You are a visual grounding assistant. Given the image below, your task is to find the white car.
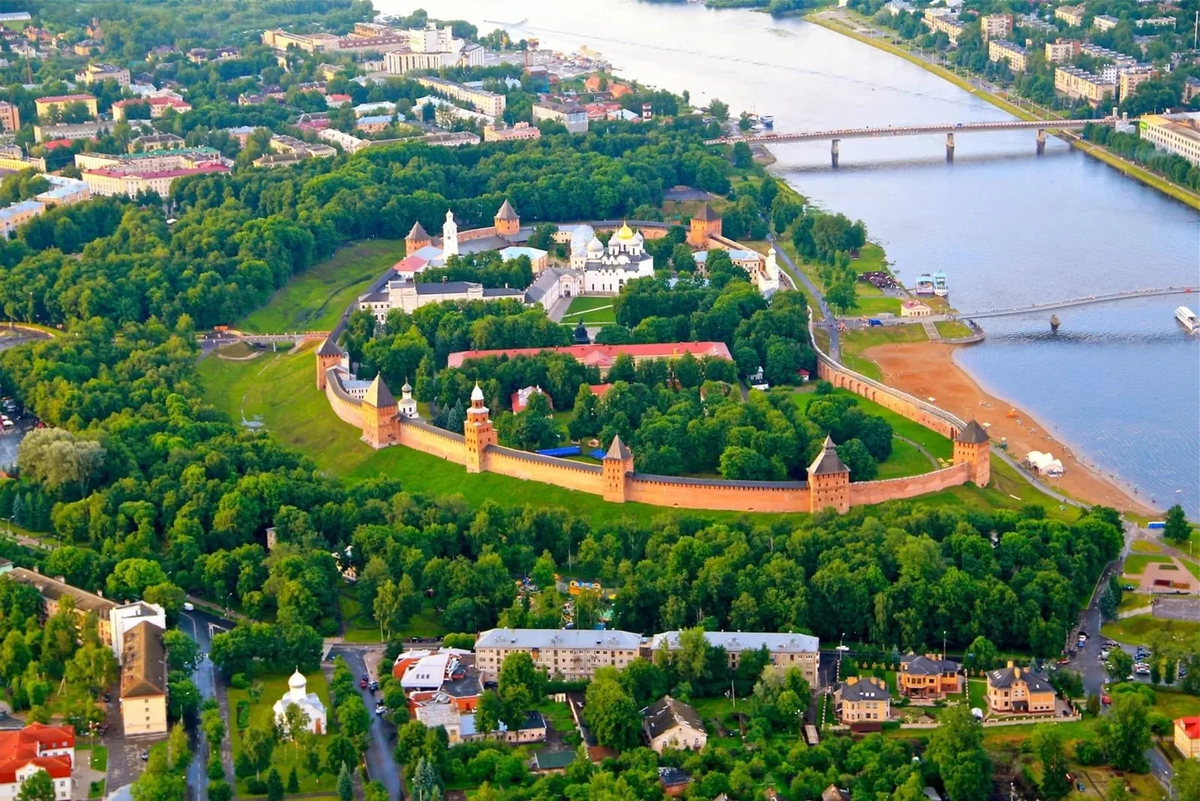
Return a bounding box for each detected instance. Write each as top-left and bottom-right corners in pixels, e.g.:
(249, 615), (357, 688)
(182, 602), (194, 611)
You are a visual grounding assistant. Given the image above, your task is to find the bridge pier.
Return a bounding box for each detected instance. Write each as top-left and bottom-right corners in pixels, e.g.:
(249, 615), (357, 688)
(1036, 128), (1046, 155)
(945, 132), (954, 162)
(831, 139), (839, 168)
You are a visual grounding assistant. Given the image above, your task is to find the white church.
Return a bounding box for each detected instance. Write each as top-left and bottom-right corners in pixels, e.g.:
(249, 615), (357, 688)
(274, 669), (327, 735)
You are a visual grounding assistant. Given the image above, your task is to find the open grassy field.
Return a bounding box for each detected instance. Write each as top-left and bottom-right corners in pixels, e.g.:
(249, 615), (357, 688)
(935, 320), (974, 339)
(1130, 540), (1163, 554)
(1124, 554), (1173, 574)
(339, 589), (447, 644)
(229, 670), (336, 796)
(1101, 614), (1200, 643)
(236, 239), (405, 333)
(839, 325), (928, 382)
(560, 296), (616, 325)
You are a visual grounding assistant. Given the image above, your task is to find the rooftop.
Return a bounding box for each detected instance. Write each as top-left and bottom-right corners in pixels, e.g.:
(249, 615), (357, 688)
(446, 341), (734, 369)
(987, 665), (1053, 691)
(6, 567), (115, 613)
(476, 628), (643, 651)
(651, 630), (819, 653)
(643, 696), (704, 739)
(121, 621), (167, 698)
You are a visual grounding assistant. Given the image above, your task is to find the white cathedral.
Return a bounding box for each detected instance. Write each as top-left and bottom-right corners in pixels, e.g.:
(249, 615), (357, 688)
(273, 669), (327, 735)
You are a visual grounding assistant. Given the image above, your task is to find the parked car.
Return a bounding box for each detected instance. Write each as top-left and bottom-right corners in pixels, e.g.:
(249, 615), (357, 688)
(1101, 693), (1111, 705)
(374, 704), (387, 716)
(368, 680), (379, 691)
(182, 602), (194, 611)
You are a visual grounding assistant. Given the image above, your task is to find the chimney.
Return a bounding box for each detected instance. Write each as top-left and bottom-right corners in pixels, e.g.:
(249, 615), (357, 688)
(1014, 667), (1021, 678)
(1006, 660), (1014, 669)
(846, 676), (858, 685)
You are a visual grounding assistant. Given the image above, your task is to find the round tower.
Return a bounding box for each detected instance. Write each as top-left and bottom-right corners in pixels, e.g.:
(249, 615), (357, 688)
(494, 199), (520, 237)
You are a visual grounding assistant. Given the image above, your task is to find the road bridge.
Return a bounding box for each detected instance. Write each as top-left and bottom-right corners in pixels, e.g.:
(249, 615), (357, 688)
(705, 116), (1130, 165)
(958, 286), (1197, 319)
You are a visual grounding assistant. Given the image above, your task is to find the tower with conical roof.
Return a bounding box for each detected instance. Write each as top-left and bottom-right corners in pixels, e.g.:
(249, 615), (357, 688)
(361, 374), (400, 448)
(602, 434), (634, 503)
(807, 435), (850, 513)
(953, 419), (990, 486)
(687, 202), (722, 248)
(463, 383), (497, 473)
(494, 199), (520, 237)
(315, 336), (345, 391)
(405, 220), (431, 253)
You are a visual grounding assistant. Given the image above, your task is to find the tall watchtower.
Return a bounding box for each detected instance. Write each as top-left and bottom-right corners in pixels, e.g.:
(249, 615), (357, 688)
(602, 435), (634, 503)
(405, 220), (431, 254)
(953, 419), (991, 486)
(686, 203), (722, 248)
(361, 375), (400, 449)
(807, 435), (850, 513)
(315, 337), (344, 391)
(463, 383), (497, 473)
(494, 199), (520, 238)
(442, 210), (459, 257)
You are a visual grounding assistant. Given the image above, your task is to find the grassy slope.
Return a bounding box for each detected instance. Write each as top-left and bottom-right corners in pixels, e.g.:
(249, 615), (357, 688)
(838, 325), (928, 382)
(236, 239), (405, 333)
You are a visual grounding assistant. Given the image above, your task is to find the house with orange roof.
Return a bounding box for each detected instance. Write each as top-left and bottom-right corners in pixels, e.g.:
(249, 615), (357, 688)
(0, 724), (75, 800)
(1176, 716), (1200, 759)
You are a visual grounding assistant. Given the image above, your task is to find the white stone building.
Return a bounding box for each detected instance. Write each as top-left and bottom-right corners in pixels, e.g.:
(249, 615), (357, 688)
(273, 670), (327, 735)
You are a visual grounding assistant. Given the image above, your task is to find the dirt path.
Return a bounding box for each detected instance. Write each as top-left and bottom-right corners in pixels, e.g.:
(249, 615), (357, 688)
(863, 341), (1158, 516)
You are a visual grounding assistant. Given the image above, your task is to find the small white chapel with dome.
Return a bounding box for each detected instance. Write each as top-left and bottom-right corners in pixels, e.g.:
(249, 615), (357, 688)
(274, 669), (327, 735)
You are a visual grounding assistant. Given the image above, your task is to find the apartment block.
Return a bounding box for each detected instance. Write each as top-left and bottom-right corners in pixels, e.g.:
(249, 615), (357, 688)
(532, 102), (589, 134)
(1054, 66), (1116, 105)
(0, 100), (19, 131)
(1054, 5), (1086, 26)
(34, 94), (98, 120)
(979, 13), (1013, 41)
(1140, 113), (1200, 166)
(1045, 38), (1081, 62)
(474, 628), (643, 680)
(988, 40), (1028, 72)
(74, 62), (130, 87)
(483, 122), (542, 142)
(1119, 67), (1156, 100)
(1093, 14), (1120, 30)
(415, 76), (506, 117)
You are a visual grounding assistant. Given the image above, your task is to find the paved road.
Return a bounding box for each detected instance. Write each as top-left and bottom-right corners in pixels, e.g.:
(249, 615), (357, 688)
(767, 232), (840, 359)
(180, 608), (236, 801)
(330, 646), (403, 801)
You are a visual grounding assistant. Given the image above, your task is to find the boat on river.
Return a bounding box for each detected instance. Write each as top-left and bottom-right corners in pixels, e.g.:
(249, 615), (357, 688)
(1177, 306), (1198, 333)
(933, 271), (948, 297)
(760, 114), (774, 128)
(915, 273), (935, 296)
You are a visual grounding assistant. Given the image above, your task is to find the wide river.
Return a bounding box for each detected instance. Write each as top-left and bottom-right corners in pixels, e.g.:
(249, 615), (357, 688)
(385, 0), (1200, 516)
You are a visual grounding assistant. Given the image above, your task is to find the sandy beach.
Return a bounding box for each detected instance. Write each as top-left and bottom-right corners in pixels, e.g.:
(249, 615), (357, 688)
(863, 341), (1160, 517)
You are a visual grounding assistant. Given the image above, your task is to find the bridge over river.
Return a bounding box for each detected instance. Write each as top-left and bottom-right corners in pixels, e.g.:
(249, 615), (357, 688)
(958, 286), (1198, 319)
(706, 117), (1130, 165)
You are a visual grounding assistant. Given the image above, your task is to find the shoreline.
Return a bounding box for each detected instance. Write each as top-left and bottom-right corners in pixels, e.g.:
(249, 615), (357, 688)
(805, 10), (1200, 212)
(862, 339), (1160, 516)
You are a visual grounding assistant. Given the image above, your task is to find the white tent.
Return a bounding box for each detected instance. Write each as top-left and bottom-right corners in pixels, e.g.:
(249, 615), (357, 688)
(1024, 451), (1064, 477)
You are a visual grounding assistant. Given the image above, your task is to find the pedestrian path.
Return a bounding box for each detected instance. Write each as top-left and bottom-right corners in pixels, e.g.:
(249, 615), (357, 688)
(922, 321), (940, 341)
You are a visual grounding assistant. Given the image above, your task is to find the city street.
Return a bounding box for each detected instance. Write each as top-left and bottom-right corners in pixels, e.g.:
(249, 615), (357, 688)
(179, 607), (235, 801)
(330, 645), (403, 801)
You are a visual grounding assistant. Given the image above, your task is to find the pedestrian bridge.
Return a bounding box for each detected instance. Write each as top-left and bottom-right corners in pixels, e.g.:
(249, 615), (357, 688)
(705, 117), (1130, 164)
(958, 286), (1197, 319)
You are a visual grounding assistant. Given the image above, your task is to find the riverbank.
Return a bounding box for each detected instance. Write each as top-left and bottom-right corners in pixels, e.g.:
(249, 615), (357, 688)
(862, 340), (1160, 516)
(806, 9), (1200, 211)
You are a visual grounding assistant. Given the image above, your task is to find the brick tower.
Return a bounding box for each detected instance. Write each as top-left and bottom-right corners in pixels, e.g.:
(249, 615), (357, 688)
(602, 434), (634, 503)
(463, 383), (497, 473)
(953, 419), (991, 486)
(315, 336), (344, 390)
(361, 375), (400, 449)
(405, 220), (431, 253)
(807, 435), (850, 513)
(687, 203), (721, 248)
(494, 199), (520, 238)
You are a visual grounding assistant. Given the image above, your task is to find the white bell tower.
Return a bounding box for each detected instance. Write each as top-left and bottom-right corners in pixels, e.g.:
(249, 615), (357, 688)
(442, 209), (459, 257)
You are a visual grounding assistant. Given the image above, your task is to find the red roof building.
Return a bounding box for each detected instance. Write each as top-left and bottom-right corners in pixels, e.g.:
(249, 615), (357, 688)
(0, 724), (74, 797)
(446, 342), (733, 371)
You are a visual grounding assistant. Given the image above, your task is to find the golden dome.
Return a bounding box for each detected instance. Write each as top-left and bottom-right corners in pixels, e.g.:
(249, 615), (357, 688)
(616, 222), (633, 239)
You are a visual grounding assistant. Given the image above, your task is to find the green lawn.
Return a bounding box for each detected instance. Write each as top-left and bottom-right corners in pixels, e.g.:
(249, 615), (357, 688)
(935, 321), (973, 339)
(1123, 554), (1173, 574)
(875, 437), (935, 479)
(1117, 592), (1150, 612)
(236, 239), (405, 333)
(341, 589), (448, 644)
(1130, 541), (1163, 554)
(89, 746), (108, 771)
(560, 296), (616, 325)
(229, 671), (337, 796)
(1101, 615), (1200, 643)
(839, 325), (928, 382)
(535, 699), (576, 735)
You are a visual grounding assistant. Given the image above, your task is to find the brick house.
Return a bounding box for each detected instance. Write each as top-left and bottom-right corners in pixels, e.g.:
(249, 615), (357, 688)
(985, 663), (1055, 714)
(898, 653), (961, 698)
(834, 676), (891, 723)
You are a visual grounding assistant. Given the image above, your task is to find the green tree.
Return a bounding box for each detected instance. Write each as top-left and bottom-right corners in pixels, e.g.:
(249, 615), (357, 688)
(267, 768), (284, 801)
(337, 764), (353, 801)
(1174, 759), (1200, 801)
(1032, 725), (1071, 801)
(1097, 692), (1151, 772)
(16, 770), (54, 801)
(1163, 504), (1190, 544)
(928, 706), (992, 801)
(287, 767), (300, 794)
(1106, 650), (1134, 683)
(583, 666), (640, 750)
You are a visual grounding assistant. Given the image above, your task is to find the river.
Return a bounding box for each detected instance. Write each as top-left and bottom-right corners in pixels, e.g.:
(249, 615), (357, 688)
(380, 0), (1200, 516)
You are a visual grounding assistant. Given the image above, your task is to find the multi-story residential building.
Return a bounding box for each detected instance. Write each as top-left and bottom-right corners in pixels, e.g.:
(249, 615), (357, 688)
(415, 76), (506, 117)
(483, 122), (542, 142)
(319, 128), (369, 153)
(32, 121), (109, 144)
(1054, 66), (1116, 106)
(1119, 66), (1156, 99)
(34, 175), (91, 208)
(75, 147), (224, 172)
(128, 133), (186, 153)
(1185, 76), (1200, 104)
(355, 115), (393, 134)
(34, 94), (98, 120)
(0, 200), (45, 236)
(922, 11), (965, 43)
(985, 663), (1055, 714)
(110, 601), (166, 662)
(532, 102), (589, 134)
(897, 653), (961, 698)
(74, 62), (130, 87)
(0, 100), (19, 131)
(5, 568), (117, 645)
(260, 29), (340, 53)
(1018, 12), (1059, 33)
(1137, 16), (1176, 27)
(1080, 43), (1138, 68)
(474, 628), (644, 680)
(81, 160), (230, 198)
(111, 95), (192, 122)
(0, 150), (46, 172)
(1174, 716), (1200, 759)
(988, 40), (1028, 72)
(421, 131), (481, 147)
(979, 13), (1013, 41)
(0, 724), (75, 801)
(1045, 38), (1081, 62)
(119, 621), (168, 736)
(268, 134), (336, 159)
(649, 631), (821, 686)
(1093, 14), (1120, 30)
(1140, 113), (1200, 166)
(1055, 5), (1086, 26)
(834, 677), (891, 724)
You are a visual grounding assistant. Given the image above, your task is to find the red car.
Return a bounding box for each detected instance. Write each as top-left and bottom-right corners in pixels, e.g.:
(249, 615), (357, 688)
(359, 677), (368, 689)
(1101, 693), (1111, 705)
